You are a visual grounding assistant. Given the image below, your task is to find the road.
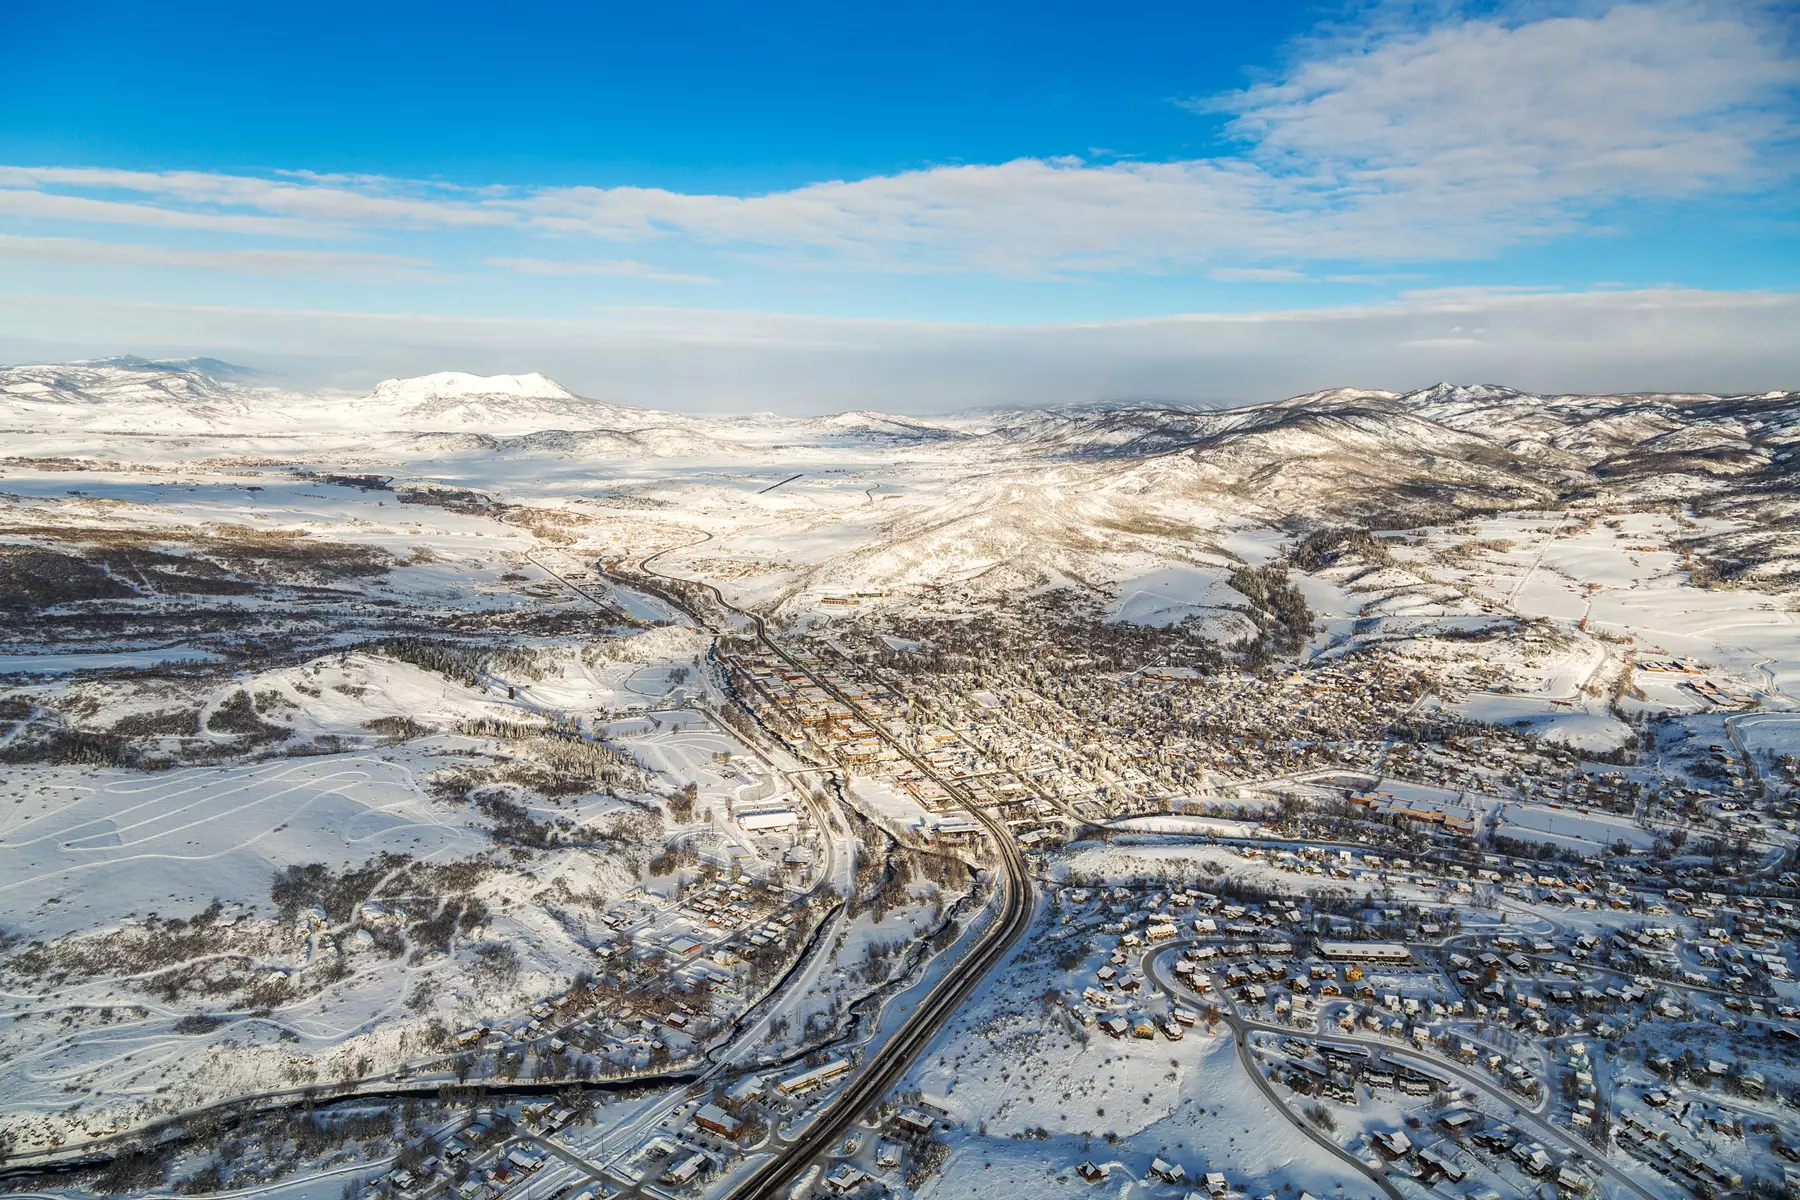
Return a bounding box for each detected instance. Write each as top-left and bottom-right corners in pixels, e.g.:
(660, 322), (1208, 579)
(1129, 943), (1402, 1200)
(1507, 509), (1566, 607)
(623, 539), (1039, 1200)
(1226, 1018), (1404, 1200)
(517, 548), (871, 1168)
(1142, 944), (1664, 1200)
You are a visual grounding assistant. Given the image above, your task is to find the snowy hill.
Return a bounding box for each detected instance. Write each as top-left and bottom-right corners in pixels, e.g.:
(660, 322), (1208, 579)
(0, 362), (695, 442)
(716, 381), (1799, 605)
(2, 362), (1792, 562)
(82, 354), (262, 380)
(0, 359), (311, 433)
(803, 410), (971, 444)
(344, 371), (660, 435)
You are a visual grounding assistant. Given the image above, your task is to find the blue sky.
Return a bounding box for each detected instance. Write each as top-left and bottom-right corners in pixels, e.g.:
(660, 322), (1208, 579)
(1, 0), (1796, 409)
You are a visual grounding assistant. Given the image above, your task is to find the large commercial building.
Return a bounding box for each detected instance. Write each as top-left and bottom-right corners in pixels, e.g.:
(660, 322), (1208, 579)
(1317, 941), (1412, 964)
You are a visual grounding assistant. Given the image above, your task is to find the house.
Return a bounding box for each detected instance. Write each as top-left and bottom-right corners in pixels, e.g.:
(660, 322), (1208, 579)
(1204, 1170), (1230, 1196)
(895, 1108), (934, 1137)
(1076, 1161), (1109, 1183)
(1513, 1144), (1553, 1176)
(662, 1151), (708, 1185)
(1371, 1130), (1411, 1159)
(1415, 1147), (1464, 1183)
(1437, 1110), (1477, 1135)
(1555, 1166), (1594, 1193)
(823, 1164), (874, 1194)
(694, 1103), (742, 1140)
(1149, 1157), (1187, 1184)
(725, 1074), (766, 1104)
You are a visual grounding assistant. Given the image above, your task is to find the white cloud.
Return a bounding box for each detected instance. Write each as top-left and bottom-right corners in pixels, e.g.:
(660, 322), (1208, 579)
(1220, 1), (1799, 233)
(0, 188), (334, 238)
(0, 166), (509, 231)
(481, 0), (1800, 271)
(5, 285), (1792, 413)
(1211, 266), (1312, 282)
(484, 256), (717, 284)
(0, 234), (435, 275)
(0, 3), (1787, 278)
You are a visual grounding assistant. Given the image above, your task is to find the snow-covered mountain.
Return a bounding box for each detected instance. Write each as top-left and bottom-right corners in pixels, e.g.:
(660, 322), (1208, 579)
(348, 371), (657, 435)
(2, 360), (1792, 518)
(740, 380), (1798, 603)
(83, 354), (264, 380)
(0, 361), (721, 446)
(801, 410), (972, 444)
(1, 355), (1795, 601)
(0, 359), (313, 434)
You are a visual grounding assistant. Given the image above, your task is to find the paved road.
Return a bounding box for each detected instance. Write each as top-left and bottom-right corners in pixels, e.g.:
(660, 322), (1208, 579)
(615, 540), (1679, 1200)
(1142, 944), (1664, 1200)
(625, 540), (1040, 1200)
(1225, 1018), (1404, 1200)
(1129, 945), (1403, 1200)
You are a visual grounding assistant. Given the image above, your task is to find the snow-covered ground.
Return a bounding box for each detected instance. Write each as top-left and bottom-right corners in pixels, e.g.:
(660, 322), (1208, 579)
(4, 364), (1798, 1198)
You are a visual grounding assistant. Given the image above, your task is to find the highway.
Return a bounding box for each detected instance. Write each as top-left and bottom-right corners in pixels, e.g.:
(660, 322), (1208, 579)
(623, 539), (1039, 1200)
(512, 542), (1697, 1200)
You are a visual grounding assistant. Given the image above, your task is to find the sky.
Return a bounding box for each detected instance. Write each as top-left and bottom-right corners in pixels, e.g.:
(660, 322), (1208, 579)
(0, 0), (1796, 411)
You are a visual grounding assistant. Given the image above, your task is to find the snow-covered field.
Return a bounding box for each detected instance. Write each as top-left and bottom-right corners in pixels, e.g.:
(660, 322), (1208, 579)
(4, 362), (1798, 1198)
(895, 899), (1382, 1200)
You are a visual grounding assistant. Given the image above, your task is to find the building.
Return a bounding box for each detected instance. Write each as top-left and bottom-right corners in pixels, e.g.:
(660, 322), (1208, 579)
(1371, 1130), (1412, 1159)
(724, 1074), (766, 1104)
(1416, 1147), (1464, 1182)
(1350, 791), (1478, 837)
(662, 1151), (708, 1186)
(694, 1103), (742, 1139)
(895, 1108), (934, 1137)
(1148, 1157), (1186, 1184)
(823, 1165), (874, 1194)
(776, 1058), (852, 1096)
(1317, 941), (1410, 964)
(737, 807), (800, 832)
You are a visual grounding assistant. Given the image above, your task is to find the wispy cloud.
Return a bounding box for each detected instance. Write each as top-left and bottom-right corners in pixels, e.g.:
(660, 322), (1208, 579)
(1217, 2), (1799, 220)
(0, 167), (508, 231)
(0, 2), (1791, 281)
(485, 256), (717, 284)
(0, 233), (436, 276)
(0, 188), (333, 238)
(1211, 266), (1311, 282)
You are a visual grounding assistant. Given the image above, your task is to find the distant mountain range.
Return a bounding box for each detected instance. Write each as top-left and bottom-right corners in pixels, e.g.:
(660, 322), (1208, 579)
(79, 355), (264, 380)
(2, 357), (1793, 589)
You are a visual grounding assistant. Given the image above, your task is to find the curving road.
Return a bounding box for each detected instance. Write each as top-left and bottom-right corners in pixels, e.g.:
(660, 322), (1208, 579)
(623, 538), (1038, 1200)
(1143, 943), (1664, 1200)
(1129, 947), (1402, 1200)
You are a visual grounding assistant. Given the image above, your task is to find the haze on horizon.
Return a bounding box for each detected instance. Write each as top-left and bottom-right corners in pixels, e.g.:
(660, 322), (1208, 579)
(1, 0), (1796, 412)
